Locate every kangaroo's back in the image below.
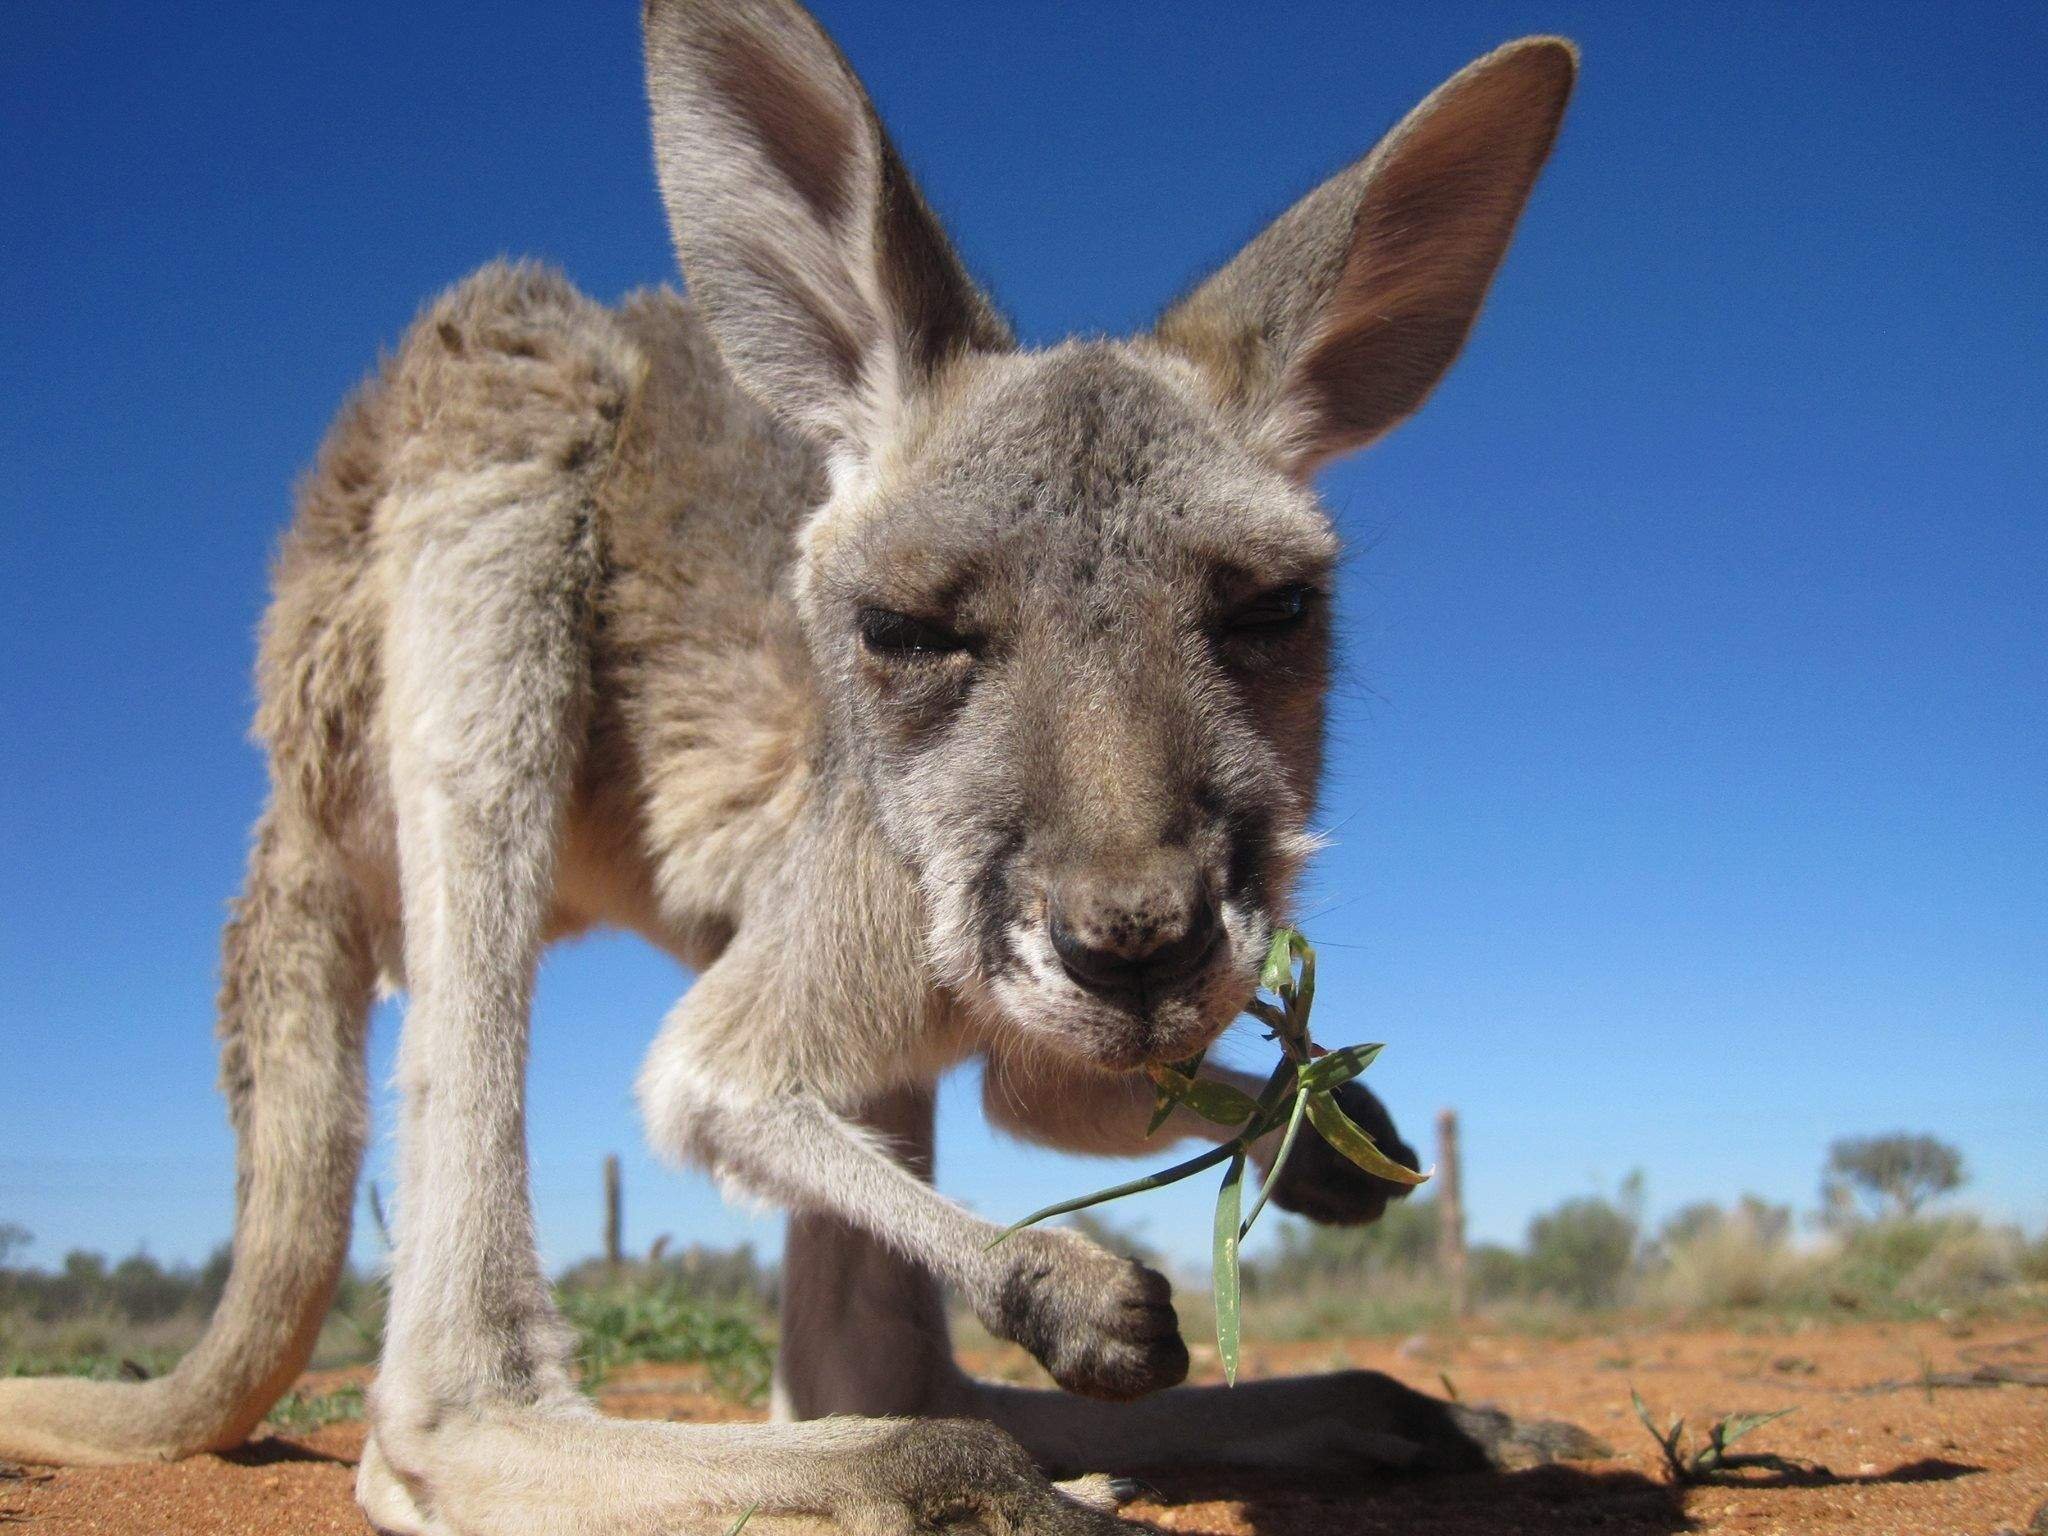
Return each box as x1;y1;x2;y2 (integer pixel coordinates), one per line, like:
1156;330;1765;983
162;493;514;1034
251;261;825;955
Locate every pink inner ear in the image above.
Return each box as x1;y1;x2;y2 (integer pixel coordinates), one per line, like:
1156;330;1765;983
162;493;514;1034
1287;42;1576;465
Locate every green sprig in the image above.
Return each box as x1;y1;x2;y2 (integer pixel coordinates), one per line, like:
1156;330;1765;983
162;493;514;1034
993;925;1428;1383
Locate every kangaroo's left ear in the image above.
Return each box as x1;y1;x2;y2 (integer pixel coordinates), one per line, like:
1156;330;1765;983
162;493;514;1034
644;0;1011;463
1155;38;1576;479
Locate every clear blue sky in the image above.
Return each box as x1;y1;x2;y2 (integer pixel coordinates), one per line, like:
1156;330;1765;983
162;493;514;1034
3;1;2042;1278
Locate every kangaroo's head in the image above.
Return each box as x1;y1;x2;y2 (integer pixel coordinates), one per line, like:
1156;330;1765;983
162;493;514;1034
645;0;1573;1071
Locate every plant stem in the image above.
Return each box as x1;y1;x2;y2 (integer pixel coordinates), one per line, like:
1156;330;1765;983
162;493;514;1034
986;1136;1249;1247
1238;1087;1311;1240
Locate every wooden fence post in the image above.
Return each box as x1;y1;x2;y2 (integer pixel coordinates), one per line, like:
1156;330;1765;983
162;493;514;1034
1436;1108;1469;1319
603;1153;623;1268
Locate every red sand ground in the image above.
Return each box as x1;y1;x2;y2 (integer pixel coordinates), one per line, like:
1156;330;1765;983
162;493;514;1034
6;1318;2044;1535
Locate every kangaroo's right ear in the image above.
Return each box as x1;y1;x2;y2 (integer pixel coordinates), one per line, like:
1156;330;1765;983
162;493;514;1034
644;0;1010;462
1155;38;1576;480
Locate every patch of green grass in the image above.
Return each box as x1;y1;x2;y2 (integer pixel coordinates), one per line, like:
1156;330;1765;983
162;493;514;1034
0;1345;186;1381
557;1280;772;1403
0;1313;191;1382
265;1383;366;1432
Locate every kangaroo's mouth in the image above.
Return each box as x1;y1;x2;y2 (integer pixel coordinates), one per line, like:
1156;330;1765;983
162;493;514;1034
986;898;1264;1072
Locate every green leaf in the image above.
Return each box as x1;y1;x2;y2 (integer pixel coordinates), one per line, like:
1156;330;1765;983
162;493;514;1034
1710;1408;1795;1456
1144;1083;1177;1138
1291;932;1316;1021
1213;1148;1247;1386
1629;1388;1657;1437
724;1503;760;1536
1142;1059;1257;1129
1297;1042;1385;1095
1260;929;1296;995
1304;1092;1430;1187
1178;1078;1260;1126
1143;1051;1211;1135
1236;1086;1311;1241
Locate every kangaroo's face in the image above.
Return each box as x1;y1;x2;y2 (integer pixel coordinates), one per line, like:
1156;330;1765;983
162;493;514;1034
645;0;1574;1067
800;345;1336;1066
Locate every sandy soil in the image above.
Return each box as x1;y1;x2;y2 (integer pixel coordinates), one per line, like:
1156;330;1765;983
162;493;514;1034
6;1318;2043;1535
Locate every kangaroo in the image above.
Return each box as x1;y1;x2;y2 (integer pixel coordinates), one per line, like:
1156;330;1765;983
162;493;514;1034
0;2;1589;1530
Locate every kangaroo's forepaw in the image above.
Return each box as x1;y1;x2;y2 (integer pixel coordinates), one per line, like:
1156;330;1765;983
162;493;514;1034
1263;1080;1420;1227
982;1229;1188;1401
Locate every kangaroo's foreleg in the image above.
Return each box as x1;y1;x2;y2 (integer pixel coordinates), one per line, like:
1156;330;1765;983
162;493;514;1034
639;988;1188;1404
777;1083;1602;1478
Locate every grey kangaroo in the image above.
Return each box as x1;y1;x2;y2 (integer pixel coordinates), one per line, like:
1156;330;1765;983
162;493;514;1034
0;2;1589;1530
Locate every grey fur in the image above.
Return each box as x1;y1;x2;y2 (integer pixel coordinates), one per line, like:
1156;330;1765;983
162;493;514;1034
0;3;1579;1528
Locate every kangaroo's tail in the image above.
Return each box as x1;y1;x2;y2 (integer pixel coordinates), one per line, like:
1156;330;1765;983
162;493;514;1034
0;812;375;1463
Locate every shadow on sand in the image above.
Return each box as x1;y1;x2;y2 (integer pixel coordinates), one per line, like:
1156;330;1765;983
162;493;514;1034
218;1436;355;1469
1124;1454;1985;1535
1126;1463;1692;1536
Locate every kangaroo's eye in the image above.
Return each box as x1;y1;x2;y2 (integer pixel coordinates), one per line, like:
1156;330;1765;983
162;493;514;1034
858;607;973;658
1222;582;1320;634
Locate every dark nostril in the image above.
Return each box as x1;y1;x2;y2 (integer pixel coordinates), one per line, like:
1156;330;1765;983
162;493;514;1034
1049;895;1220;999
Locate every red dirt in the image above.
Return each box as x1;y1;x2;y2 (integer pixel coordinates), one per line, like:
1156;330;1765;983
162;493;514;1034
7;1318;2044;1535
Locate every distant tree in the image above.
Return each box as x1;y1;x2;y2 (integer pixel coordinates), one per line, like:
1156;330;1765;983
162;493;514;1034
1656;1202;1725;1253
110;1252;188;1323
1468;1241;1528;1303
1524;1194;1638;1308
0;1222;29;1267
1823;1134;1965;1223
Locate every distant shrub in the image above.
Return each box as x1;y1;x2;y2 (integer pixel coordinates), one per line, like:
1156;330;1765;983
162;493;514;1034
2021;1230;2048;1285
1469;1242;1529;1303
1523;1196;1638;1309
1828;1216;1948;1299
0;1243;233;1327
556;1241;775;1308
1894;1218;2021;1305
1645;1197;1807;1313
1245;1198;1439;1294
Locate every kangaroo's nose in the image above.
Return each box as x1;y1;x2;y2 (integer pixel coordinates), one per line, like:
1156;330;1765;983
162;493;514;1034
1047;862;1220;1000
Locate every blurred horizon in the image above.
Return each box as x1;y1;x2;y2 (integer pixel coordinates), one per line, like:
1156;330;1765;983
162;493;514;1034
2;0;2043;1276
